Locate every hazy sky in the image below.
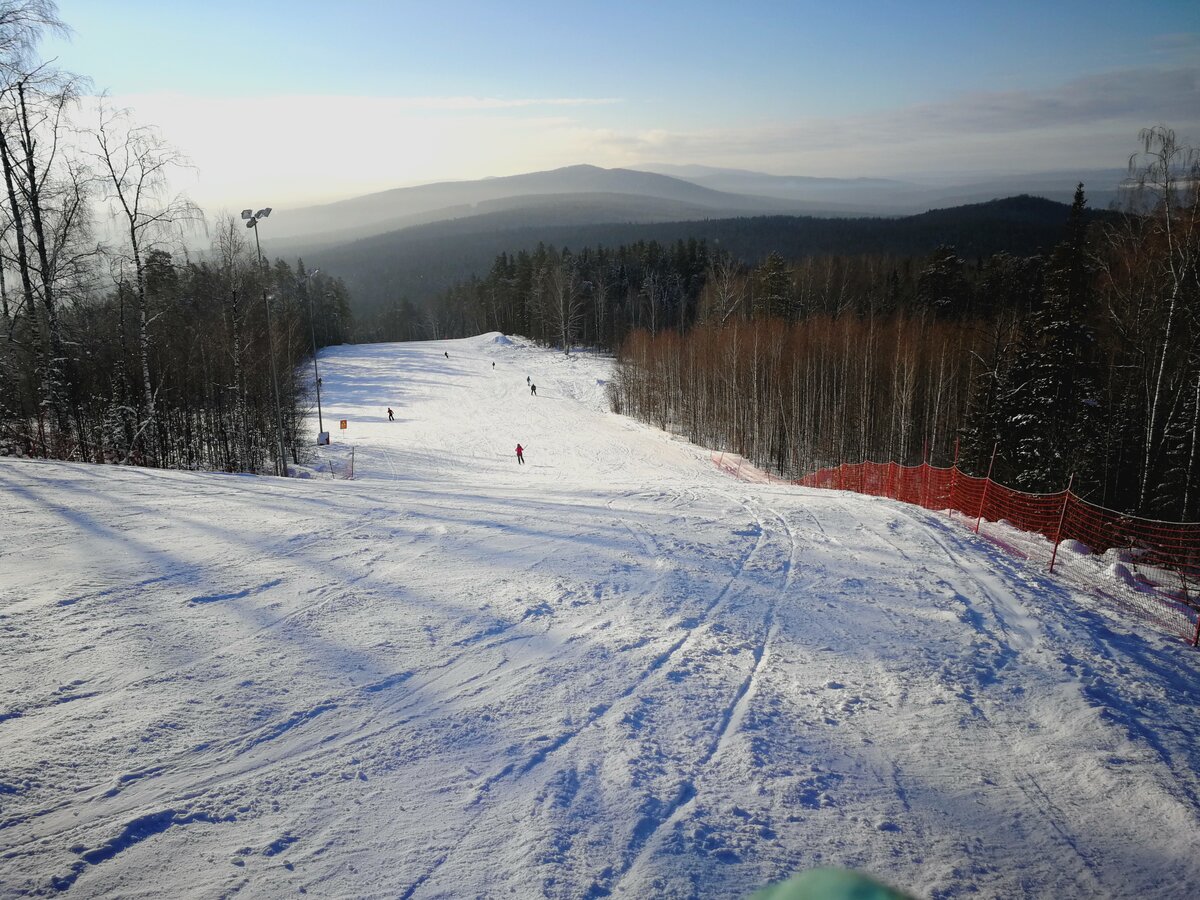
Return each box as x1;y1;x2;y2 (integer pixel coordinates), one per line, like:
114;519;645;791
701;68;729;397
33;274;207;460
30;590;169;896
42;0;1200;212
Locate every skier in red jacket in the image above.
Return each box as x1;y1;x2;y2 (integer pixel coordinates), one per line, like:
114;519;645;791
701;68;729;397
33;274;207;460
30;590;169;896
515;444;524;465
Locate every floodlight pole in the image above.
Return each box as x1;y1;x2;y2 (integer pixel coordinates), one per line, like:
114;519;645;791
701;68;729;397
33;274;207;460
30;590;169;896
301;268;325;437
247;209;289;477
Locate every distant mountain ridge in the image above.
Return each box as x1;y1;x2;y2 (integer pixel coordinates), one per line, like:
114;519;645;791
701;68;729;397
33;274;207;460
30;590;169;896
308;194;1121;317
267;162;1128;253
268;165;826;247
633;163;1127;213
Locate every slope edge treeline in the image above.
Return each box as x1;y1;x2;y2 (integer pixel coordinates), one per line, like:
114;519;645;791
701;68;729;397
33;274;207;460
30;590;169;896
0;3;354;473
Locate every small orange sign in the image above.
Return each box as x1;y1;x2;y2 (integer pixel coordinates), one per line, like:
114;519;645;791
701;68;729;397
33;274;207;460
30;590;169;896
339;419;348;430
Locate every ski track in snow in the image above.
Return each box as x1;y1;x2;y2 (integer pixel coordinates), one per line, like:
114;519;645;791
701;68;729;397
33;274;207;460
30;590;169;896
401;492;773;899
2;334;1199;899
604;496;798;897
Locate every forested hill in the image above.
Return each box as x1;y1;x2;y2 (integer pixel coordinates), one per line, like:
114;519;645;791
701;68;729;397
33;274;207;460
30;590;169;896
314;194;1120;316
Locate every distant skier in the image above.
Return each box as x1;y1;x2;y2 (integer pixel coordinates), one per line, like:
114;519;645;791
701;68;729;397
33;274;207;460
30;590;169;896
444;351;449;359
387;408;394;421
530;383;536;396
516;443;524;465
492;361;495;369
526;375;530;385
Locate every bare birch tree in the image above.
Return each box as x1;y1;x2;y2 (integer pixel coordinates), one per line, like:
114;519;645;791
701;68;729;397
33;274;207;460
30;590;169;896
90;102;202;462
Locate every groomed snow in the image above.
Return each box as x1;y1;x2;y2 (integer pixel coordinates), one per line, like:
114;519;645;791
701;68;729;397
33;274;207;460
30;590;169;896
2;333;1199;898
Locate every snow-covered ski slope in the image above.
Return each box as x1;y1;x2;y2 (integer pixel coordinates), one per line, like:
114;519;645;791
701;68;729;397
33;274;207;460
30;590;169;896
2;333;1199;899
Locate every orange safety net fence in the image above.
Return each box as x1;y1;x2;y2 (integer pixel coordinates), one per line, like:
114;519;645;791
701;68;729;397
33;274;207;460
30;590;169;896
713;452;1200;645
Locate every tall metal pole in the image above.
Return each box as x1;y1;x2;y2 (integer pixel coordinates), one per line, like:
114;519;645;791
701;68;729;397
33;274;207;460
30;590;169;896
251;221;289;477
302;270;325;436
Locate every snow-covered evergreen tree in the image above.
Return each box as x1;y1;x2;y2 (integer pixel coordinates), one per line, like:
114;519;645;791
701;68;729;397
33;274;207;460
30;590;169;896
1000;185;1101;491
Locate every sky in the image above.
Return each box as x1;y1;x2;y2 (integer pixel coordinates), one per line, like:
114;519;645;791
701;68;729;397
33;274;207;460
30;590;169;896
40;0;1200;213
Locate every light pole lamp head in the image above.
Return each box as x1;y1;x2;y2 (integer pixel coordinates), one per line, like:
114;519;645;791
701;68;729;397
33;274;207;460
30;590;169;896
256;207;272;219
246;218;256;228
240;209;253;220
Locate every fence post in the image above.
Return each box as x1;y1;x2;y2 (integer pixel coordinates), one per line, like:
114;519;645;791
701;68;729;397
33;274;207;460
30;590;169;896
1178;571;1200;647
949;437;960;519
350;445;355;480
919;438;928;506
974;443;998;534
1185;571;1200;646
1048;474;1075;574
920;442;930;510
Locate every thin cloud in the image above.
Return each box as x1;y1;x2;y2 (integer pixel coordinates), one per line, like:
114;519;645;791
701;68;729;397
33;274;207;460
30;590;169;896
1149;32;1200;57
590;66;1200;171
77;67;1200;208
389;96;622;110
903;67;1198;134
